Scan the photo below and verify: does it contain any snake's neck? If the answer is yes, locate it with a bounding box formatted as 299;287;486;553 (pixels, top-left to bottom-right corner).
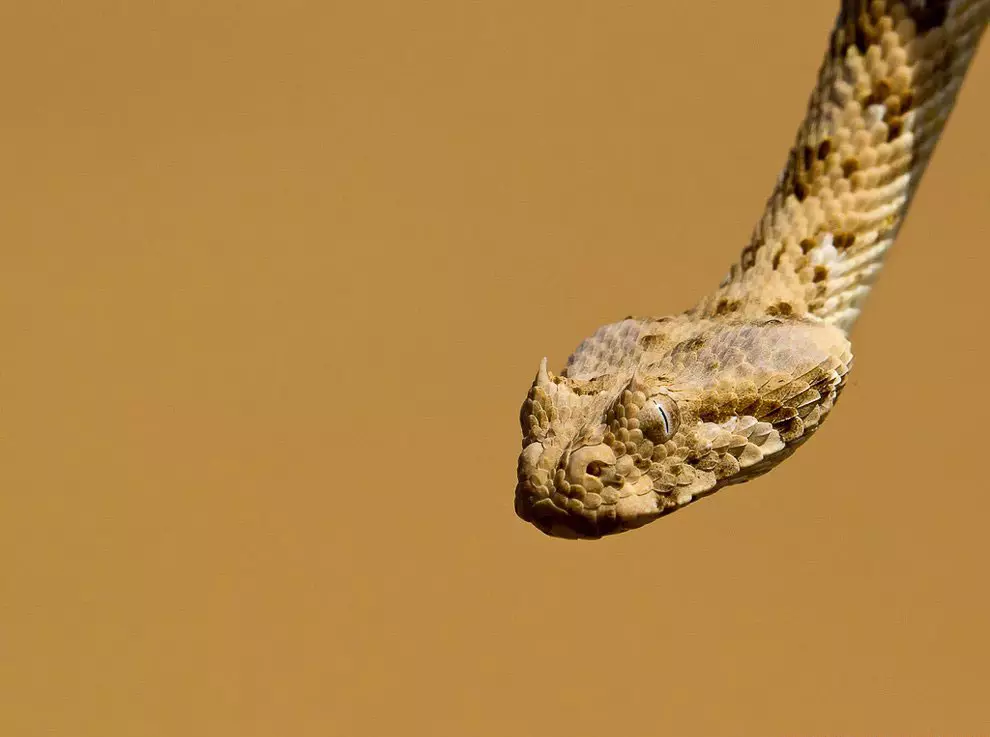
692;0;988;336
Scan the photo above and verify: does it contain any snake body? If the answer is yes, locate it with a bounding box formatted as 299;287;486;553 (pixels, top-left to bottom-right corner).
515;0;988;539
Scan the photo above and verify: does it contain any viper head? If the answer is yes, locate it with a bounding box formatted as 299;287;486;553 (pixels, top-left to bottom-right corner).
514;317;852;539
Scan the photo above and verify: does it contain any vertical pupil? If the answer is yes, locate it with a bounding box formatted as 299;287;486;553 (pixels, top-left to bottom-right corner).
654;399;670;436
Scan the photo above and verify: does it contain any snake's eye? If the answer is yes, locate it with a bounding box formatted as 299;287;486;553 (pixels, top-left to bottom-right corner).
638;393;680;444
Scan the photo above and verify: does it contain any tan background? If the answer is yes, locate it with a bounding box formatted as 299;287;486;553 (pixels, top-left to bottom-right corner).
1;2;988;735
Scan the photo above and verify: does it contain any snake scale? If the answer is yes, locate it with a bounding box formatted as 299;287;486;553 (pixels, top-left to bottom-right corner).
515;0;988;538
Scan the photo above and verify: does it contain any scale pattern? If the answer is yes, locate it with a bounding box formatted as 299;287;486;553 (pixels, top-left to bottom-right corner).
515;0;987;539
695;0;988;332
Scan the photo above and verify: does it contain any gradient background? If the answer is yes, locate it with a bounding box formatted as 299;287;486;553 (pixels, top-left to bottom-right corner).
2;2;988;735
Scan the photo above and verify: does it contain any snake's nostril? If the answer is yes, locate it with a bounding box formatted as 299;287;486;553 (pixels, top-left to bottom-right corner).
565;444;617;484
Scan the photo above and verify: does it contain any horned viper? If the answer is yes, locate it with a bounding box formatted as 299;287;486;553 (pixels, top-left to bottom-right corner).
515;0;988;538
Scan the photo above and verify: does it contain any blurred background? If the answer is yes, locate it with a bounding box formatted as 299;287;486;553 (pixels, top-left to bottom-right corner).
1;1;988;735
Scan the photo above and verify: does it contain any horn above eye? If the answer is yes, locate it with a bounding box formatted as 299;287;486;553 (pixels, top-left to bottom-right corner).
638;393;680;444
536;356;553;390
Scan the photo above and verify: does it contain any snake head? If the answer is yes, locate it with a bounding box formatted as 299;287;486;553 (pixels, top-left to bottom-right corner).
515;318;853;539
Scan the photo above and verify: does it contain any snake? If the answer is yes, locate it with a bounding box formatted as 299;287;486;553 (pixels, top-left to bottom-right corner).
514;0;988;539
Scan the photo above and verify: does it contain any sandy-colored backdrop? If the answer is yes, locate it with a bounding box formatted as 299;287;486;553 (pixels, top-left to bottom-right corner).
2;2;988;735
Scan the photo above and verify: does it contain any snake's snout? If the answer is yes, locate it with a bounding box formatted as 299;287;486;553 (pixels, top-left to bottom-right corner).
514;441;601;539
513;480;600;539
514;441;659;539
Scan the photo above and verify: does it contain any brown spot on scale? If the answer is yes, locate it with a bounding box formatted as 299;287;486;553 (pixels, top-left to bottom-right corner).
766;302;794;317
740;245;758;270
638;334;669;351
884;95;902;116
869;78;893;106
813;266;829;283
904;0;950;33
714;298;740;316
697;402;733;424
793;181;808;202
800;237;817;254
899;90;915;114
765;405;799;424
887;117;904;142
834;232;856;250
779;416;805;443
677;336;706;353
852;10;880;54
771;247;784;270
817;138;832;161
830;24;844;57
841;158;860;177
